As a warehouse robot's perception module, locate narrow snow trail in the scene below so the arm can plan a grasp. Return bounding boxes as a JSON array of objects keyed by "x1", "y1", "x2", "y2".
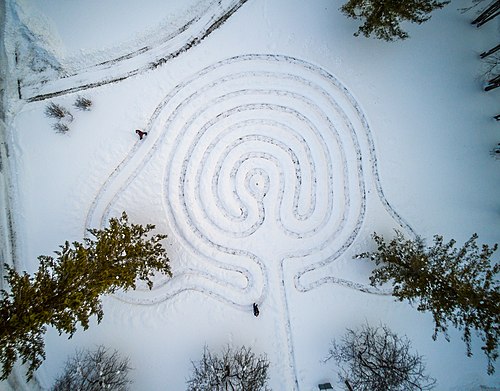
[
  {"x1": 85, "y1": 54, "x2": 412, "y2": 389},
  {"x1": 5, "y1": 0, "x2": 499, "y2": 388}
]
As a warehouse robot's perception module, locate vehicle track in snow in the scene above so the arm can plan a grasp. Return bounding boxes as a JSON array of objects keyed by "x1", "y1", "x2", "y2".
[
  {"x1": 22, "y1": 0, "x2": 249, "y2": 102},
  {"x1": 85, "y1": 54, "x2": 414, "y2": 390}
]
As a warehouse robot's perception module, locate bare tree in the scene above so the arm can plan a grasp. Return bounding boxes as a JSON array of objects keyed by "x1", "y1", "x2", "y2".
[
  {"x1": 187, "y1": 345, "x2": 271, "y2": 391},
  {"x1": 326, "y1": 324, "x2": 436, "y2": 391},
  {"x1": 481, "y1": 46, "x2": 500, "y2": 93},
  {"x1": 481, "y1": 42, "x2": 500, "y2": 92},
  {"x1": 52, "y1": 346, "x2": 132, "y2": 391}
]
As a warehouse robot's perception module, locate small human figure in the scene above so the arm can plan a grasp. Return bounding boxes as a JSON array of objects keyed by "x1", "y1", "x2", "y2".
[
  {"x1": 135, "y1": 129, "x2": 148, "y2": 140},
  {"x1": 253, "y1": 303, "x2": 260, "y2": 317}
]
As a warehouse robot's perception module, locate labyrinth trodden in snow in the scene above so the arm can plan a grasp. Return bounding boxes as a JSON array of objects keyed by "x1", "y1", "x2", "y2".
[
  {"x1": 90, "y1": 55, "x2": 408, "y2": 307},
  {"x1": 164, "y1": 55, "x2": 365, "y2": 269}
]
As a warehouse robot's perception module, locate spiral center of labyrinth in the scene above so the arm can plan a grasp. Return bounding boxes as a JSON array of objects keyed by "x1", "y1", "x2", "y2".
[
  {"x1": 248, "y1": 169, "x2": 269, "y2": 197},
  {"x1": 160, "y1": 55, "x2": 366, "y2": 261}
]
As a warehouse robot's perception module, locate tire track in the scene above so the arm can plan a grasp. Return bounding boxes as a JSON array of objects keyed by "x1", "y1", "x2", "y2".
[{"x1": 23, "y1": 0, "x2": 249, "y2": 102}]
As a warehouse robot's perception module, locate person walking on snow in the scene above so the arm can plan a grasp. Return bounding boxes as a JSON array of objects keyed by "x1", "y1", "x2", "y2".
[
  {"x1": 253, "y1": 303, "x2": 260, "y2": 317},
  {"x1": 136, "y1": 129, "x2": 147, "y2": 140}
]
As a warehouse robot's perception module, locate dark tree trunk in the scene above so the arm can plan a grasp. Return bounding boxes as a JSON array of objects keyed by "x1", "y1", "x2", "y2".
[
  {"x1": 477, "y1": 9, "x2": 500, "y2": 26},
  {"x1": 472, "y1": 0, "x2": 500, "y2": 27},
  {"x1": 485, "y1": 74, "x2": 500, "y2": 91},
  {"x1": 480, "y1": 43, "x2": 500, "y2": 58},
  {"x1": 485, "y1": 82, "x2": 499, "y2": 91}
]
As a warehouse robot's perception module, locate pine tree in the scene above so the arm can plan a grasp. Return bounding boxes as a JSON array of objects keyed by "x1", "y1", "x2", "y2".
[
  {"x1": 356, "y1": 231, "x2": 499, "y2": 374},
  {"x1": 0, "y1": 212, "x2": 171, "y2": 381},
  {"x1": 340, "y1": 0, "x2": 450, "y2": 41}
]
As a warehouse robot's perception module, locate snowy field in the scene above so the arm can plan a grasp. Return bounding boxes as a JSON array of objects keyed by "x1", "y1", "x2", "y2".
[{"x1": 1, "y1": 0, "x2": 499, "y2": 390}]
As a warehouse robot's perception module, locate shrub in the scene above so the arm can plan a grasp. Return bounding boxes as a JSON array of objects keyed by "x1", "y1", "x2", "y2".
[
  {"x1": 74, "y1": 96, "x2": 93, "y2": 111},
  {"x1": 45, "y1": 102, "x2": 73, "y2": 121},
  {"x1": 52, "y1": 122, "x2": 69, "y2": 134}
]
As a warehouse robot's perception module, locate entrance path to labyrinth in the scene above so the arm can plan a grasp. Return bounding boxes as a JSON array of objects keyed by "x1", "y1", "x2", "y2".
[{"x1": 86, "y1": 54, "x2": 413, "y2": 390}]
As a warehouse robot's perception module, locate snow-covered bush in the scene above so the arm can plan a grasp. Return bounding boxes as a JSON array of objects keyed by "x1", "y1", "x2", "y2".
[
  {"x1": 52, "y1": 346, "x2": 131, "y2": 391},
  {"x1": 74, "y1": 96, "x2": 93, "y2": 111},
  {"x1": 187, "y1": 345, "x2": 271, "y2": 391},
  {"x1": 326, "y1": 323, "x2": 436, "y2": 391}
]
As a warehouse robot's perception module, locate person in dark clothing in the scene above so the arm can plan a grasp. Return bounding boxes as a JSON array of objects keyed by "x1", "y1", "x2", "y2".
[
  {"x1": 253, "y1": 303, "x2": 260, "y2": 317},
  {"x1": 135, "y1": 129, "x2": 148, "y2": 140}
]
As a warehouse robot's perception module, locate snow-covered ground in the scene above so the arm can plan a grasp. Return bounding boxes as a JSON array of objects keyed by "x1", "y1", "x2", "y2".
[{"x1": 1, "y1": 0, "x2": 499, "y2": 390}]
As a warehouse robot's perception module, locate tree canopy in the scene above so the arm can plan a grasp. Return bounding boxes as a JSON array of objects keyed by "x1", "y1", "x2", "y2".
[
  {"x1": 0, "y1": 212, "x2": 171, "y2": 381},
  {"x1": 356, "y1": 231, "x2": 499, "y2": 374},
  {"x1": 341, "y1": 0, "x2": 450, "y2": 41}
]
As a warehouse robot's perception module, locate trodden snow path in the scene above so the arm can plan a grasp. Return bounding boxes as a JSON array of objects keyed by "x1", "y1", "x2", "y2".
[
  {"x1": 5, "y1": 0, "x2": 499, "y2": 387},
  {"x1": 85, "y1": 54, "x2": 413, "y2": 389}
]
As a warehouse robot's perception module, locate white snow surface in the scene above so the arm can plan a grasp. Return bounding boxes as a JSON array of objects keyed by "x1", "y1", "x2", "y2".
[{"x1": 1, "y1": 0, "x2": 499, "y2": 390}]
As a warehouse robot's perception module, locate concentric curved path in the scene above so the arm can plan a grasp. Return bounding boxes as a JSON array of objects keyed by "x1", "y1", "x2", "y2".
[{"x1": 85, "y1": 54, "x2": 414, "y2": 390}]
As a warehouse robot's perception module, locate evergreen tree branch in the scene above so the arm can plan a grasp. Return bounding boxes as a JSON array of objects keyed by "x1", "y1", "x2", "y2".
[
  {"x1": 356, "y1": 231, "x2": 499, "y2": 374},
  {"x1": 0, "y1": 212, "x2": 171, "y2": 381},
  {"x1": 340, "y1": 0, "x2": 450, "y2": 41}
]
